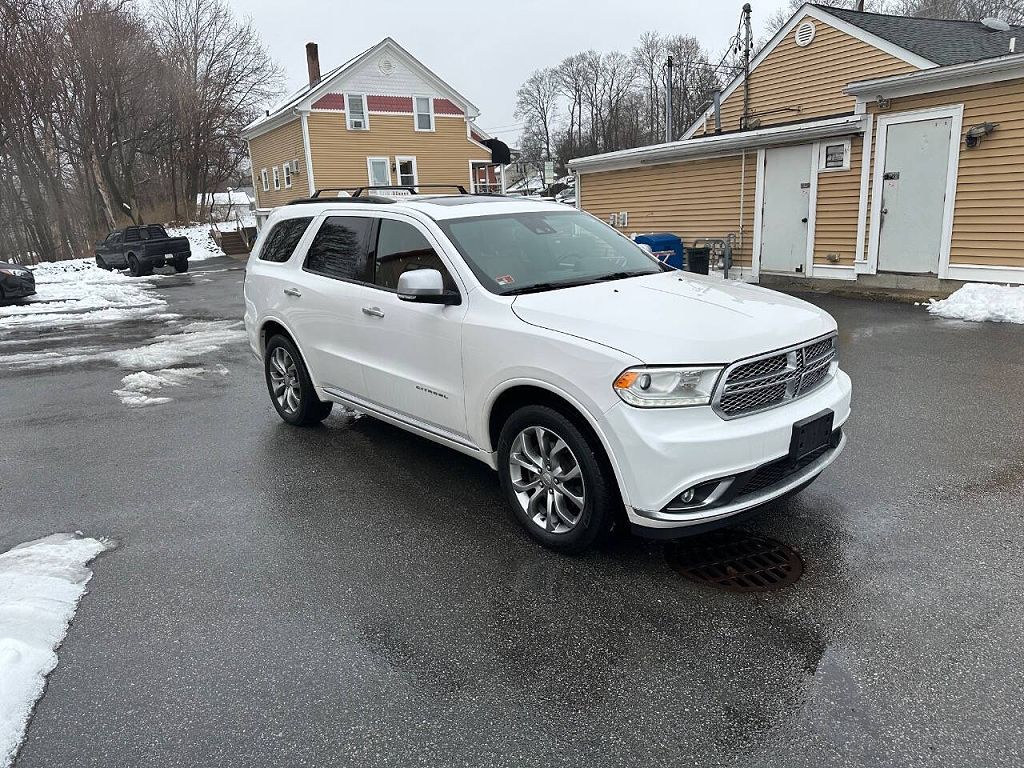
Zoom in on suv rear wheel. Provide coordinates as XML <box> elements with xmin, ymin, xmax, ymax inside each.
<box><xmin>264</xmin><ymin>334</ymin><xmax>333</xmax><ymax>426</ymax></box>
<box><xmin>497</xmin><ymin>405</ymin><xmax>617</xmax><ymax>553</ymax></box>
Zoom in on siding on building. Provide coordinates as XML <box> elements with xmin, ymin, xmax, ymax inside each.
<box><xmin>248</xmin><ymin>118</ymin><xmax>306</xmax><ymax>208</ymax></box>
<box><xmin>579</xmin><ymin>154</ymin><xmax>758</xmax><ymax>268</ymax></box>
<box><xmin>868</xmin><ymin>77</ymin><xmax>1024</xmax><ymax>269</ymax></box>
<box><xmin>698</xmin><ymin>18</ymin><xmax>916</xmax><ymax>135</ymax></box>
<box><xmin>307</xmin><ymin>112</ymin><xmax>490</xmax><ymax>190</ymax></box>
<box><xmin>813</xmin><ymin>136</ymin><xmax>864</xmax><ymax>266</ymax></box>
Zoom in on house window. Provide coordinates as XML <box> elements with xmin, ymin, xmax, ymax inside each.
<box><xmin>367</xmin><ymin>157</ymin><xmax>391</xmax><ymax>187</ymax></box>
<box><xmin>414</xmin><ymin>97</ymin><xmax>434</xmax><ymax>131</ymax></box>
<box><xmin>395</xmin><ymin>156</ymin><xmax>417</xmax><ymax>187</ymax></box>
<box><xmin>283</xmin><ymin>162</ymin><xmax>292</xmax><ymax>189</ymax></box>
<box><xmin>261</xmin><ymin>168</ymin><xmax>269</xmax><ymax>191</ymax></box>
<box><xmin>272</xmin><ymin>166</ymin><xmax>280</xmax><ymax>190</ymax></box>
<box><xmin>346</xmin><ymin>94</ymin><xmax>368</xmax><ymax>130</ymax></box>
<box><xmin>820</xmin><ymin>139</ymin><xmax>851</xmax><ymax>171</ymax></box>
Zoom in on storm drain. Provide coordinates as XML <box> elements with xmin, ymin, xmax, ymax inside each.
<box><xmin>664</xmin><ymin>529</ymin><xmax>804</xmax><ymax>593</ymax></box>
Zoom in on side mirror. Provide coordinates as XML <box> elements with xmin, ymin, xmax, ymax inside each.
<box><xmin>396</xmin><ymin>269</ymin><xmax>460</xmax><ymax>305</ymax></box>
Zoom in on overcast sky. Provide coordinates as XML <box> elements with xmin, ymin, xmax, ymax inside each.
<box><xmin>232</xmin><ymin>0</ymin><xmax>791</xmax><ymax>141</ymax></box>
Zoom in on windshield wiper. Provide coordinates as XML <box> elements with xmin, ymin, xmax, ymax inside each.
<box><xmin>503</xmin><ymin>279</ymin><xmax>594</xmax><ymax>296</ymax></box>
<box><xmin>590</xmin><ymin>270</ymin><xmax>656</xmax><ymax>283</ymax></box>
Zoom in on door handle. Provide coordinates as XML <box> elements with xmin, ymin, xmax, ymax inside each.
<box><xmin>283</xmin><ymin>287</ymin><xmax>301</xmax><ymax>297</ymax></box>
<box><xmin>362</xmin><ymin>306</ymin><xmax>385</xmax><ymax>318</ymax></box>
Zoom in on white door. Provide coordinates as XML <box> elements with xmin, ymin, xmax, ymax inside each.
<box><xmin>367</xmin><ymin>157</ymin><xmax>391</xmax><ymax>187</ymax></box>
<box><xmin>760</xmin><ymin>145</ymin><xmax>812</xmax><ymax>274</ymax></box>
<box><xmin>877</xmin><ymin>117</ymin><xmax>952</xmax><ymax>274</ymax></box>
<box><xmin>354</xmin><ymin>217</ymin><xmax>470</xmax><ymax>440</ymax></box>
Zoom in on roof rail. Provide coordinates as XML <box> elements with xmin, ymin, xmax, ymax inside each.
<box><xmin>310</xmin><ymin>184</ymin><xmax>469</xmax><ymax>198</ymax></box>
<box><xmin>286</xmin><ymin>195</ymin><xmax>395</xmax><ymax>206</ymax></box>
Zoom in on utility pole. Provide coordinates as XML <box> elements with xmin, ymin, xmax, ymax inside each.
<box><xmin>741</xmin><ymin>3</ymin><xmax>752</xmax><ymax>130</ymax></box>
<box><xmin>665</xmin><ymin>55</ymin><xmax>674</xmax><ymax>142</ymax></box>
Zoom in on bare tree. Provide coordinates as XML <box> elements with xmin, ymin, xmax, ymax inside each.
<box><xmin>514</xmin><ymin>68</ymin><xmax>559</xmax><ymax>161</ymax></box>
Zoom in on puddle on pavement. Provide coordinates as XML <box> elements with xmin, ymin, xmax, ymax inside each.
<box><xmin>664</xmin><ymin>528</ymin><xmax>804</xmax><ymax>593</ymax></box>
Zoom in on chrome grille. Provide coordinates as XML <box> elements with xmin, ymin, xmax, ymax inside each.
<box><xmin>714</xmin><ymin>334</ymin><xmax>837</xmax><ymax>419</ymax></box>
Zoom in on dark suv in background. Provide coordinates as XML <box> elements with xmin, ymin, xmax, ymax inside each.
<box><xmin>95</xmin><ymin>225</ymin><xmax>191</xmax><ymax>276</ymax></box>
<box><xmin>0</xmin><ymin>262</ymin><xmax>36</xmax><ymax>301</ymax></box>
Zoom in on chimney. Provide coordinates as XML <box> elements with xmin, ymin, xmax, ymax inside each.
<box><xmin>306</xmin><ymin>42</ymin><xmax>321</xmax><ymax>87</ymax></box>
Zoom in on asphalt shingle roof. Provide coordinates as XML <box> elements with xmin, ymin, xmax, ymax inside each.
<box><xmin>821</xmin><ymin>5</ymin><xmax>1023</xmax><ymax>65</ymax></box>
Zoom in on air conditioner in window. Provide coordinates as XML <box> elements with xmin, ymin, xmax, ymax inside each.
<box><xmin>351</xmin><ymin>118</ymin><xmax>366</xmax><ymax>130</ymax></box>
<box><xmin>289</xmin><ymin>159</ymin><xmax>300</xmax><ymax>173</ymax></box>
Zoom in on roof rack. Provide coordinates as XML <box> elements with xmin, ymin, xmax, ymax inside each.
<box><xmin>286</xmin><ymin>194</ymin><xmax>395</xmax><ymax>206</ymax></box>
<box><xmin>311</xmin><ymin>184</ymin><xmax>469</xmax><ymax>198</ymax></box>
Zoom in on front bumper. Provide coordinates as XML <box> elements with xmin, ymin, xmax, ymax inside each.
<box><xmin>601</xmin><ymin>369</ymin><xmax>852</xmax><ymax>532</ymax></box>
<box><xmin>0</xmin><ymin>274</ymin><xmax>36</xmax><ymax>298</ymax></box>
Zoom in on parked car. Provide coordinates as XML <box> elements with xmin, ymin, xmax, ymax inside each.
<box><xmin>243</xmin><ymin>194</ymin><xmax>851</xmax><ymax>553</ymax></box>
<box><xmin>0</xmin><ymin>262</ymin><xmax>35</xmax><ymax>301</ymax></box>
<box><xmin>95</xmin><ymin>225</ymin><xmax>190</xmax><ymax>276</ymax></box>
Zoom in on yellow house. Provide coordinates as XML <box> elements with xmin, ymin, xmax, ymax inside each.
<box><xmin>570</xmin><ymin>4</ymin><xmax>1024</xmax><ymax>289</ymax></box>
<box><xmin>241</xmin><ymin>38</ymin><xmax>508</xmax><ymax>224</ymax></box>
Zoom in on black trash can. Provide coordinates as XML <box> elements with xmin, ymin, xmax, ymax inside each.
<box><xmin>687</xmin><ymin>246</ymin><xmax>711</xmax><ymax>275</ymax></box>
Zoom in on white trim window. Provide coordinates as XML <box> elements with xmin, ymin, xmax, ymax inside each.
<box><xmin>414</xmin><ymin>96</ymin><xmax>434</xmax><ymax>131</ymax></box>
<box><xmin>395</xmin><ymin>156</ymin><xmax>418</xmax><ymax>187</ymax></box>
<box><xmin>272</xmin><ymin>166</ymin><xmax>280</xmax><ymax>191</ymax></box>
<box><xmin>261</xmin><ymin>168</ymin><xmax>269</xmax><ymax>191</ymax></box>
<box><xmin>819</xmin><ymin>139</ymin><xmax>852</xmax><ymax>172</ymax></box>
<box><xmin>367</xmin><ymin>156</ymin><xmax>391</xmax><ymax>186</ymax></box>
<box><xmin>282</xmin><ymin>162</ymin><xmax>293</xmax><ymax>188</ymax></box>
<box><xmin>346</xmin><ymin>94</ymin><xmax>368</xmax><ymax>130</ymax></box>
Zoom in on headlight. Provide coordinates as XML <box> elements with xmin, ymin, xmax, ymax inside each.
<box><xmin>613</xmin><ymin>366</ymin><xmax>723</xmax><ymax>408</ymax></box>
<box><xmin>0</xmin><ymin>268</ymin><xmax>27</xmax><ymax>277</ymax></box>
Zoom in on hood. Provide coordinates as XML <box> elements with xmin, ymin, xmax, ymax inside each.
<box><xmin>0</xmin><ymin>262</ymin><xmax>32</xmax><ymax>274</ymax></box>
<box><xmin>511</xmin><ymin>272</ymin><xmax>836</xmax><ymax>364</ymax></box>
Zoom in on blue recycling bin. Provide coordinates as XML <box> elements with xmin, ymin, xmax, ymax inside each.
<box><xmin>634</xmin><ymin>233</ymin><xmax>685</xmax><ymax>270</ymax></box>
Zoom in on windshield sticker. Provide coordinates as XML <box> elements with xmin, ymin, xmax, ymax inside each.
<box><xmin>496</xmin><ymin>274</ymin><xmax>515</xmax><ymax>286</ymax></box>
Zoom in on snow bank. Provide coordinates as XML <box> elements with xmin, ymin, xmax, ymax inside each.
<box><xmin>0</xmin><ymin>258</ymin><xmax>166</xmax><ymax>331</ymax></box>
<box><xmin>165</xmin><ymin>224</ymin><xmax>226</xmax><ymax>262</ymax></box>
<box><xmin>0</xmin><ymin>533</ymin><xmax>110</xmax><ymax>768</ymax></box>
<box><xmin>927</xmin><ymin>283</ymin><xmax>1024</xmax><ymax>324</ymax></box>
<box><xmin>113</xmin><ymin>366</ymin><xmax>206</xmax><ymax>407</ymax></box>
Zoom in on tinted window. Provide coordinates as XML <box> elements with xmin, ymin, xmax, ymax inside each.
<box><xmin>304</xmin><ymin>216</ymin><xmax>372</xmax><ymax>280</ymax></box>
<box><xmin>143</xmin><ymin>225</ymin><xmax>168</xmax><ymax>239</ymax></box>
<box><xmin>125</xmin><ymin>228</ymin><xmax>140</xmax><ymax>242</ymax></box>
<box><xmin>373</xmin><ymin>220</ymin><xmax>454</xmax><ymax>291</ymax></box>
<box><xmin>258</xmin><ymin>217</ymin><xmax>313</xmax><ymax>263</ymax></box>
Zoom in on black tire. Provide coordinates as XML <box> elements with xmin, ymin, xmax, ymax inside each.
<box><xmin>497</xmin><ymin>405</ymin><xmax>619</xmax><ymax>554</ymax></box>
<box><xmin>96</xmin><ymin>255</ymin><xmax>112</xmax><ymax>270</ymax></box>
<box><xmin>128</xmin><ymin>254</ymin><xmax>149</xmax><ymax>277</ymax></box>
<box><xmin>264</xmin><ymin>334</ymin><xmax>333</xmax><ymax>426</ymax></box>
<box><xmin>173</xmin><ymin>258</ymin><xmax>189</xmax><ymax>273</ymax></box>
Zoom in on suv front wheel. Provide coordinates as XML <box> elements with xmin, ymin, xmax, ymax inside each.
<box><xmin>264</xmin><ymin>335</ymin><xmax>333</xmax><ymax>426</ymax></box>
<box><xmin>497</xmin><ymin>405</ymin><xmax>617</xmax><ymax>554</ymax></box>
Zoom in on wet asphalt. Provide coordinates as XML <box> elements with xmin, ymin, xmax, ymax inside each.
<box><xmin>1</xmin><ymin>259</ymin><xmax>1023</xmax><ymax>767</ymax></box>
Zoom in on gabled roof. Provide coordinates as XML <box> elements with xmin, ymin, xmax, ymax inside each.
<box><xmin>824</xmin><ymin>5</ymin><xmax>1024</xmax><ymax>66</ymax></box>
<box><xmin>242</xmin><ymin>38</ymin><xmax>480</xmax><ymax>140</ymax></box>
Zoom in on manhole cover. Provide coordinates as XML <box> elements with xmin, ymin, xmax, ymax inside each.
<box><xmin>665</xmin><ymin>529</ymin><xmax>803</xmax><ymax>592</ymax></box>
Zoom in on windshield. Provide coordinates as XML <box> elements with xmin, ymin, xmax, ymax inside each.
<box><xmin>436</xmin><ymin>210</ymin><xmax>664</xmax><ymax>295</ymax></box>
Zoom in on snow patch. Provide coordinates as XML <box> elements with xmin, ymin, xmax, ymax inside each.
<box><xmin>113</xmin><ymin>366</ymin><xmax>206</xmax><ymax>407</ymax></box>
<box><xmin>0</xmin><ymin>533</ymin><xmax>110</xmax><ymax>768</ymax></box>
<box><xmin>927</xmin><ymin>283</ymin><xmax>1024</xmax><ymax>324</ymax></box>
<box><xmin>4</xmin><ymin>320</ymin><xmax>246</xmax><ymax>372</ymax></box>
<box><xmin>165</xmin><ymin>224</ymin><xmax>226</xmax><ymax>262</ymax></box>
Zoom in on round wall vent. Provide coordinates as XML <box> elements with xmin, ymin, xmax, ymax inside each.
<box><xmin>378</xmin><ymin>58</ymin><xmax>395</xmax><ymax>76</ymax></box>
<box><xmin>794</xmin><ymin>21</ymin><xmax>816</xmax><ymax>47</ymax></box>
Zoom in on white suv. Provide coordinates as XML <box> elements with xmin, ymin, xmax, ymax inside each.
<box><xmin>244</xmin><ymin>193</ymin><xmax>851</xmax><ymax>553</ymax></box>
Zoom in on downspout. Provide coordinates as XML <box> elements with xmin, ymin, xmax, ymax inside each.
<box><xmin>300</xmin><ymin>110</ymin><xmax>316</xmax><ymax>196</ymax></box>
<box><xmin>739</xmin><ymin>149</ymin><xmax>747</xmax><ymax>270</ymax></box>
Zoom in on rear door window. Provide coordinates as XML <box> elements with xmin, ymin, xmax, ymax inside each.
<box><xmin>373</xmin><ymin>219</ymin><xmax>455</xmax><ymax>291</ymax></box>
<box><xmin>258</xmin><ymin>217</ymin><xmax>313</xmax><ymax>263</ymax></box>
<box><xmin>303</xmin><ymin>216</ymin><xmax>373</xmax><ymax>281</ymax></box>
<box><xmin>125</xmin><ymin>228</ymin><xmax>140</xmax><ymax>242</ymax></box>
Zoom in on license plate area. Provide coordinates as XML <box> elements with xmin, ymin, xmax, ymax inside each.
<box><xmin>789</xmin><ymin>410</ymin><xmax>834</xmax><ymax>462</ymax></box>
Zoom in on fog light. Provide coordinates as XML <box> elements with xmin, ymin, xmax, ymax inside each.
<box><xmin>678</xmin><ymin>488</ymin><xmax>695</xmax><ymax>504</ymax></box>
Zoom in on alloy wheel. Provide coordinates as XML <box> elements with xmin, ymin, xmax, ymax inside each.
<box><xmin>508</xmin><ymin>426</ymin><xmax>586</xmax><ymax>534</ymax></box>
<box><xmin>269</xmin><ymin>346</ymin><xmax>301</xmax><ymax>415</ymax></box>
